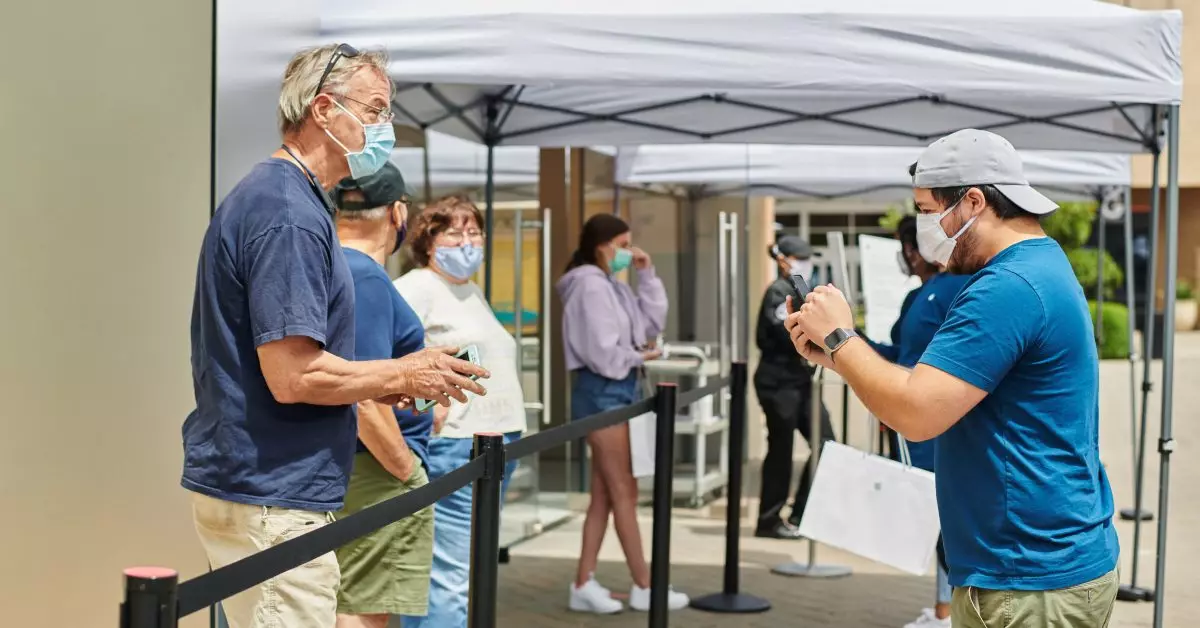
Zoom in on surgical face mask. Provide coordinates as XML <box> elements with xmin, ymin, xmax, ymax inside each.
<box><xmin>916</xmin><ymin>198</ymin><xmax>978</xmax><ymax>267</ymax></box>
<box><xmin>325</xmin><ymin>100</ymin><xmax>396</xmax><ymax>179</ymax></box>
<box><xmin>608</xmin><ymin>247</ymin><xmax>633</xmax><ymax>274</ymax></box>
<box><xmin>789</xmin><ymin>259</ymin><xmax>814</xmax><ymax>282</ymax></box>
<box><xmin>434</xmin><ymin>244</ymin><xmax>484</xmax><ymax>281</ymax></box>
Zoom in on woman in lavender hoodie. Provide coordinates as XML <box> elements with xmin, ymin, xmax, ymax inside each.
<box><xmin>556</xmin><ymin>214</ymin><xmax>688</xmax><ymax>614</ymax></box>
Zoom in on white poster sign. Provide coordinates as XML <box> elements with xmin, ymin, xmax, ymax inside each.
<box><xmin>825</xmin><ymin>231</ymin><xmax>856</xmax><ymax>305</ymax></box>
<box><xmin>858</xmin><ymin>234</ymin><xmax>922</xmax><ymax>344</ymax></box>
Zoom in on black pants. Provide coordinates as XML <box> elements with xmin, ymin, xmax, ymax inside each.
<box><xmin>754</xmin><ymin>371</ymin><xmax>834</xmax><ymax>530</ymax></box>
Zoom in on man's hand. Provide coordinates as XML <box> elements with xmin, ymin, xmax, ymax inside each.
<box><xmin>432</xmin><ymin>404</ymin><xmax>450</xmax><ymax>435</ymax></box>
<box><xmin>785</xmin><ymin>285</ymin><xmax>854</xmax><ymax>351</ymax></box>
<box><xmin>393</xmin><ymin>346</ymin><xmax>490</xmax><ymax>407</ymax></box>
<box><xmin>631</xmin><ymin>247</ymin><xmax>652</xmax><ymax>270</ymax></box>
<box><xmin>641</xmin><ymin>348</ymin><xmax>663</xmax><ymax>362</ymax></box>
<box><xmin>784</xmin><ymin>295</ymin><xmax>835</xmax><ymax>370</ymax></box>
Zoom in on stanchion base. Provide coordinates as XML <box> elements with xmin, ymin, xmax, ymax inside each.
<box><xmin>1118</xmin><ymin>507</ymin><xmax>1154</xmax><ymax>521</ymax></box>
<box><xmin>1116</xmin><ymin>584</ymin><xmax>1154</xmax><ymax>603</ymax></box>
<box><xmin>690</xmin><ymin>592</ymin><xmax>772</xmax><ymax>614</ymax></box>
<box><xmin>771</xmin><ymin>563</ymin><xmax>852</xmax><ymax>578</ymax></box>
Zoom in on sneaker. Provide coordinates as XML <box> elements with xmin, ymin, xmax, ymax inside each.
<box><xmin>569</xmin><ymin>575</ymin><xmax>623</xmax><ymax>614</ymax></box>
<box><xmin>628</xmin><ymin>584</ymin><xmax>689</xmax><ymax>611</ymax></box>
<box><xmin>903</xmin><ymin>608</ymin><xmax>951</xmax><ymax>628</ymax></box>
<box><xmin>754</xmin><ymin>520</ymin><xmax>805</xmax><ymax>540</ymax></box>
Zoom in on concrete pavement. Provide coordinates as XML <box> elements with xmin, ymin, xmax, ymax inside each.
<box><xmin>494</xmin><ymin>333</ymin><xmax>1200</xmax><ymax>627</ymax></box>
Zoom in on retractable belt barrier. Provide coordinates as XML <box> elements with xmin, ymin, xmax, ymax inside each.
<box><xmin>120</xmin><ymin>373</ymin><xmax>734</xmax><ymax>628</ymax></box>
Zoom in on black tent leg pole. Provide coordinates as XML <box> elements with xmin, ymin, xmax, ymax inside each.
<box><xmin>1119</xmin><ymin>107</ymin><xmax>1160</xmax><ymax>603</ymax></box>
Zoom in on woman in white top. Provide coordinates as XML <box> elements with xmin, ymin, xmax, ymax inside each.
<box><xmin>393</xmin><ymin>195</ymin><xmax>526</xmax><ymax>628</ymax></box>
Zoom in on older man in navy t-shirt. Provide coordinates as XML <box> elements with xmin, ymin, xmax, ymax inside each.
<box><xmin>786</xmin><ymin>129</ymin><xmax>1118</xmax><ymax>628</ymax></box>
<box><xmin>183</xmin><ymin>44</ymin><xmax>486</xmax><ymax>628</ymax></box>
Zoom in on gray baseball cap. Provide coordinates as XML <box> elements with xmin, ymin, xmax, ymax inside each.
<box><xmin>911</xmin><ymin>129</ymin><xmax>1058</xmax><ymax>216</ymax></box>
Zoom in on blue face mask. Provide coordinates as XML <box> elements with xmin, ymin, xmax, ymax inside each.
<box><xmin>326</xmin><ymin>100</ymin><xmax>396</xmax><ymax>179</ymax></box>
<box><xmin>608</xmin><ymin>247</ymin><xmax>633</xmax><ymax>274</ymax></box>
<box><xmin>434</xmin><ymin>244</ymin><xmax>484</xmax><ymax>281</ymax></box>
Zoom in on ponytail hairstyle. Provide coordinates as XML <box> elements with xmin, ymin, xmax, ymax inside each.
<box><xmin>566</xmin><ymin>213</ymin><xmax>631</xmax><ymax>272</ymax></box>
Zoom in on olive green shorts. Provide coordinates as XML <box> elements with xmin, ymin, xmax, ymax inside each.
<box><xmin>952</xmin><ymin>568</ymin><xmax>1119</xmax><ymax>628</ymax></box>
<box><xmin>334</xmin><ymin>452</ymin><xmax>434</xmax><ymax>616</ymax></box>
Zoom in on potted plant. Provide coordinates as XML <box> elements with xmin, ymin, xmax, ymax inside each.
<box><xmin>1175</xmin><ymin>280</ymin><xmax>1197</xmax><ymax>331</ymax></box>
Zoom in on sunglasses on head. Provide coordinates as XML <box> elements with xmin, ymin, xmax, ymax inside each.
<box><xmin>314</xmin><ymin>43</ymin><xmax>360</xmax><ymax>98</ymax></box>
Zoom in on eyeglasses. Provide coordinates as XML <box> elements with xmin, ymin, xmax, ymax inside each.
<box><xmin>439</xmin><ymin>228</ymin><xmax>485</xmax><ymax>245</ymax></box>
<box><xmin>339</xmin><ymin>95</ymin><xmax>395</xmax><ymax>124</ymax></box>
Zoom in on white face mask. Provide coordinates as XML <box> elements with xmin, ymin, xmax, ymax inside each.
<box><xmin>916</xmin><ymin>198</ymin><xmax>978</xmax><ymax>266</ymax></box>
<box><xmin>788</xmin><ymin>259</ymin><xmax>814</xmax><ymax>282</ymax></box>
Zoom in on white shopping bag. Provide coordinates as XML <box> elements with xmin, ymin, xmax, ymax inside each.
<box><xmin>628</xmin><ymin>412</ymin><xmax>657</xmax><ymax>478</ymax></box>
<box><xmin>796</xmin><ymin>440</ymin><xmax>941</xmax><ymax>575</ymax></box>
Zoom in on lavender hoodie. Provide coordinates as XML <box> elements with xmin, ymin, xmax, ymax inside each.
<box><xmin>556</xmin><ymin>264</ymin><xmax>669</xmax><ymax>381</ymax></box>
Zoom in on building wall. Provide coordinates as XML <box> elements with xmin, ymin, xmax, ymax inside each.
<box><xmin>0</xmin><ymin>1</ymin><xmax>214</xmax><ymax>626</ymax></box>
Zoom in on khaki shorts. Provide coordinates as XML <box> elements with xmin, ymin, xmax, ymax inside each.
<box><xmin>334</xmin><ymin>453</ymin><xmax>435</xmax><ymax>616</ymax></box>
<box><xmin>952</xmin><ymin>568</ymin><xmax>1119</xmax><ymax>628</ymax></box>
<box><xmin>191</xmin><ymin>492</ymin><xmax>339</xmax><ymax>628</ymax></box>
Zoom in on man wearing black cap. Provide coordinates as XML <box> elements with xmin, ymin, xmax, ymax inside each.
<box><xmin>330</xmin><ymin>162</ymin><xmax>436</xmax><ymax>626</ymax></box>
<box><xmin>753</xmin><ymin>236</ymin><xmax>834</xmax><ymax>539</ymax></box>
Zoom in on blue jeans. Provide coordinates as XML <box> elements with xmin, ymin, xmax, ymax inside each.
<box><xmin>402</xmin><ymin>432</ymin><xmax>521</xmax><ymax>628</ymax></box>
<box><xmin>937</xmin><ymin>562</ymin><xmax>952</xmax><ymax>605</ymax></box>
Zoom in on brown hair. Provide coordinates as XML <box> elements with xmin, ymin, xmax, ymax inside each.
<box><xmin>407</xmin><ymin>194</ymin><xmax>485</xmax><ymax>267</ymax></box>
<box><xmin>566</xmin><ymin>213</ymin><xmax>630</xmax><ymax>272</ymax></box>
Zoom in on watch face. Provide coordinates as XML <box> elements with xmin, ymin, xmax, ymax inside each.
<box><xmin>825</xmin><ymin>328</ymin><xmax>854</xmax><ymax>350</ymax></box>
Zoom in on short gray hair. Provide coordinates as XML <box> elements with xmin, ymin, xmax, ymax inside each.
<box><xmin>336</xmin><ymin>205</ymin><xmax>392</xmax><ymax>221</ymax></box>
<box><xmin>278</xmin><ymin>44</ymin><xmax>390</xmax><ymax>136</ymax></box>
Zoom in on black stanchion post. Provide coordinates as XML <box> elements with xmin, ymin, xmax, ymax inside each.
<box><xmin>649</xmin><ymin>383</ymin><xmax>678</xmax><ymax>628</ymax></box>
<box><xmin>691</xmin><ymin>363</ymin><xmax>771</xmax><ymax>614</ymax></box>
<box><xmin>467</xmin><ymin>433</ymin><xmax>506</xmax><ymax>628</ymax></box>
<box><xmin>121</xmin><ymin>567</ymin><xmax>178</xmax><ymax>628</ymax></box>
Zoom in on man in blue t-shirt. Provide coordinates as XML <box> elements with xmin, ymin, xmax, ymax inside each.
<box><xmin>183</xmin><ymin>44</ymin><xmax>487</xmax><ymax>628</ymax></box>
<box><xmin>328</xmin><ymin>162</ymin><xmax>437</xmax><ymax>623</ymax></box>
<box><xmin>786</xmin><ymin>129</ymin><xmax>1118</xmax><ymax>628</ymax></box>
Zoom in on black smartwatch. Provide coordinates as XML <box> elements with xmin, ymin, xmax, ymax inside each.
<box><xmin>824</xmin><ymin>328</ymin><xmax>860</xmax><ymax>356</ymax></box>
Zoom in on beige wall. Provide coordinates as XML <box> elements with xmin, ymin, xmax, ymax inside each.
<box><xmin>0</xmin><ymin>2</ymin><xmax>213</xmax><ymax>626</ymax></box>
<box><xmin>1111</xmin><ymin>1</ymin><xmax>1199</xmax><ymax>188</ymax></box>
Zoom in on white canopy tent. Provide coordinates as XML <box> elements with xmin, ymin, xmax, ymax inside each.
<box><xmin>321</xmin><ymin>2</ymin><xmax>1183</xmax><ymax>623</ymax></box>
<box><xmin>615</xmin><ymin>145</ymin><xmax>1131</xmax><ymax>202</ymax></box>
<box><xmin>323</xmin><ymin>0</ymin><xmax>1178</xmax><ymax>152</ymax></box>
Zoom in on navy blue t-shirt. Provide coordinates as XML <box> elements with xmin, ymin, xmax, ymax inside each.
<box><xmin>343</xmin><ymin>248</ymin><xmax>433</xmax><ymax>467</ymax></box>
<box><xmin>919</xmin><ymin>238</ymin><xmax>1118</xmax><ymax>590</ymax></box>
<box><xmin>182</xmin><ymin>158</ymin><xmax>358</xmax><ymax>511</ymax></box>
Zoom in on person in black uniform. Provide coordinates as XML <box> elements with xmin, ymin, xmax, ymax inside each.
<box><xmin>754</xmin><ymin>236</ymin><xmax>835</xmax><ymax>539</ymax></box>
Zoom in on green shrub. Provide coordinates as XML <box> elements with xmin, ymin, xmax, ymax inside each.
<box><xmin>878</xmin><ymin>203</ymin><xmax>913</xmax><ymax>233</ymax></box>
<box><xmin>1178</xmin><ymin>279</ymin><xmax>1195</xmax><ymax>300</ymax></box>
<box><xmin>1066</xmin><ymin>248</ymin><xmax>1124</xmax><ymax>300</ymax></box>
<box><xmin>1088</xmin><ymin>301</ymin><xmax>1130</xmax><ymax>360</ymax></box>
<box><xmin>1041</xmin><ymin>201</ymin><xmax>1097</xmax><ymax>250</ymax></box>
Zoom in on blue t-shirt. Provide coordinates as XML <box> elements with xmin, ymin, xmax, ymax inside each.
<box><xmin>919</xmin><ymin>238</ymin><xmax>1118</xmax><ymax>591</ymax></box>
<box><xmin>874</xmin><ymin>272</ymin><xmax>970</xmax><ymax>471</ymax></box>
<box><xmin>182</xmin><ymin>159</ymin><xmax>358</xmax><ymax>511</ymax></box>
<box><xmin>343</xmin><ymin>248</ymin><xmax>433</xmax><ymax>467</ymax></box>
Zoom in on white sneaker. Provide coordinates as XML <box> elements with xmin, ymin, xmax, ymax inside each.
<box><xmin>903</xmin><ymin>608</ymin><xmax>951</xmax><ymax>628</ymax></box>
<box><xmin>569</xmin><ymin>575</ymin><xmax>623</xmax><ymax>614</ymax></box>
<box><xmin>628</xmin><ymin>584</ymin><xmax>689</xmax><ymax>611</ymax></box>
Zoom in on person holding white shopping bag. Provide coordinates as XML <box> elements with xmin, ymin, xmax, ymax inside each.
<box><xmin>786</xmin><ymin>129</ymin><xmax>1118</xmax><ymax>628</ymax></box>
<box><xmin>557</xmin><ymin>213</ymin><xmax>689</xmax><ymax>614</ymax></box>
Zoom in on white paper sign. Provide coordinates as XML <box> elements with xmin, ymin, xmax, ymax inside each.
<box><xmin>797</xmin><ymin>441</ymin><xmax>941</xmax><ymax>575</ymax></box>
<box><xmin>858</xmin><ymin>234</ymin><xmax>922</xmax><ymax>344</ymax></box>
<box><xmin>826</xmin><ymin>231</ymin><xmax>855</xmax><ymax>305</ymax></box>
<box><xmin>629</xmin><ymin>412</ymin><xmax>657</xmax><ymax>478</ymax></box>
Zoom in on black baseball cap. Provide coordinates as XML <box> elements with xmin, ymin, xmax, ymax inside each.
<box><xmin>332</xmin><ymin>162</ymin><xmax>413</xmax><ymax>211</ymax></box>
<box><xmin>775</xmin><ymin>236</ymin><xmax>813</xmax><ymax>260</ymax></box>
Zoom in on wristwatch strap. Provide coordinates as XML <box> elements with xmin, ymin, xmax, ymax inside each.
<box><xmin>824</xmin><ymin>328</ymin><xmax>860</xmax><ymax>355</ymax></box>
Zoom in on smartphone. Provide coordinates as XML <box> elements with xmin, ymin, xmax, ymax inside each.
<box><xmin>414</xmin><ymin>345</ymin><xmax>481</xmax><ymax>413</ymax></box>
<box><xmin>789</xmin><ymin>272</ymin><xmax>812</xmax><ymax>301</ymax></box>
<box><xmin>788</xmin><ymin>274</ymin><xmax>823</xmax><ymax>353</ymax></box>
